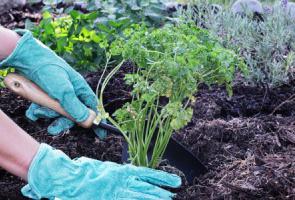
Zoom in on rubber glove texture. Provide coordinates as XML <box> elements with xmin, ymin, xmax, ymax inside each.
<box><xmin>21</xmin><ymin>144</ymin><xmax>181</xmax><ymax>200</ymax></box>
<box><xmin>0</xmin><ymin>29</ymin><xmax>106</xmax><ymax>137</ymax></box>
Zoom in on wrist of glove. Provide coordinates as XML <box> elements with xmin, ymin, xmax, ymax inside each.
<box><xmin>22</xmin><ymin>144</ymin><xmax>181</xmax><ymax>200</ymax></box>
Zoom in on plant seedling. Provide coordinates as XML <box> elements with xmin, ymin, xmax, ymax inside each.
<box><xmin>98</xmin><ymin>23</ymin><xmax>247</xmax><ymax>169</ymax></box>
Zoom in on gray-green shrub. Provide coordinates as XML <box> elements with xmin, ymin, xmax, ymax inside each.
<box><xmin>180</xmin><ymin>1</ymin><xmax>295</xmax><ymax>86</ymax></box>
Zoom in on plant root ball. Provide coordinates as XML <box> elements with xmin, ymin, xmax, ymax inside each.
<box><xmin>231</xmin><ymin>0</ymin><xmax>263</xmax><ymax>15</ymax></box>
<box><xmin>0</xmin><ymin>0</ymin><xmax>26</xmax><ymax>14</ymax></box>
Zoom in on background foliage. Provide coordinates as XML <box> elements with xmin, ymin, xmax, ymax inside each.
<box><xmin>177</xmin><ymin>0</ymin><xmax>295</xmax><ymax>5</ymax></box>
<box><xmin>27</xmin><ymin>0</ymin><xmax>179</xmax><ymax>71</ymax></box>
<box><xmin>183</xmin><ymin>1</ymin><xmax>295</xmax><ymax>86</ymax></box>
<box><xmin>29</xmin><ymin>10</ymin><xmax>131</xmax><ymax>71</ymax></box>
<box><xmin>0</xmin><ymin>69</ymin><xmax>14</xmax><ymax>87</ymax></box>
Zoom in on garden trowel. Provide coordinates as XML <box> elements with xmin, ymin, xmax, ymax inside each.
<box><xmin>4</xmin><ymin>73</ymin><xmax>207</xmax><ymax>183</ymax></box>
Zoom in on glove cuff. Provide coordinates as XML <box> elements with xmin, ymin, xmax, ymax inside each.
<box><xmin>0</xmin><ymin>29</ymin><xmax>68</xmax><ymax>79</ymax></box>
<box><xmin>25</xmin><ymin>143</ymin><xmax>77</xmax><ymax>199</ymax></box>
<box><xmin>0</xmin><ymin>29</ymin><xmax>32</xmax><ymax>70</ymax></box>
<box><xmin>25</xmin><ymin>143</ymin><xmax>51</xmax><ymax>199</ymax></box>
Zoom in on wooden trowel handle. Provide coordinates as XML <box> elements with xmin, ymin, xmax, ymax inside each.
<box><xmin>3</xmin><ymin>73</ymin><xmax>96</xmax><ymax>128</ymax></box>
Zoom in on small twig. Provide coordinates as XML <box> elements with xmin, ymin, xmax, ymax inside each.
<box><xmin>31</xmin><ymin>128</ymin><xmax>47</xmax><ymax>135</ymax></box>
<box><xmin>260</xmin><ymin>83</ymin><xmax>269</xmax><ymax>113</ymax></box>
<box><xmin>222</xmin><ymin>181</ymin><xmax>263</xmax><ymax>197</ymax></box>
<box><xmin>270</xmin><ymin>94</ymin><xmax>295</xmax><ymax>115</ymax></box>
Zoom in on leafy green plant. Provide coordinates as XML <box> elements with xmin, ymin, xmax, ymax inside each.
<box><xmin>0</xmin><ymin>69</ymin><xmax>14</xmax><ymax>87</ymax></box>
<box><xmin>29</xmin><ymin>10</ymin><xmax>131</xmax><ymax>71</ymax></box>
<box><xmin>40</xmin><ymin>0</ymin><xmax>75</xmax><ymax>14</ymax></box>
<box><xmin>98</xmin><ymin>23</ymin><xmax>246</xmax><ymax>168</ymax></box>
<box><xmin>27</xmin><ymin>1</ymin><xmax>182</xmax><ymax>71</ymax></box>
<box><xmin>89</xmin><ymin>0</ymin><xmax>173</xmax><ymax>27</ymax></box>
<box><xmin>185</xmin><ymin>1</ymin><xmax>295</xmax><ymax>86</ymax></box>
<box><xmin>40</xmin><ymin>0</ymin><xmax>176</xmax><ymax>27</ymax></box>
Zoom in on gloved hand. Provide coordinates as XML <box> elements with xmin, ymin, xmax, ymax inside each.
<box><xmin>21</xmin><ymin>143</ymin><xmax>181</xmax><ymax>200</ymax></box>
<box><xmin>0</xmin><ymin>29</ymin><xmax>106</xmax><ymax>137</ymax></box>
<box><xmin>26</xmin><ymin>103</ymin><xmax>107</xmax><ymax>138</ymax></box>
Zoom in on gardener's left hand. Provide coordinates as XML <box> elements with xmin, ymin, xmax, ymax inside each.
<box><xmin>0</xmin><ymin>29</ymin><xmax>106</xmax><ymax>138</ymax></box>
<box><xmin>22</xmin><ymin>143</ymin><xmax>181</xmax><ymax>200</ymax></box>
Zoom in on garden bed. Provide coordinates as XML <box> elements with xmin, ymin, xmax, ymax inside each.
<box><xmin>1</xmin><ymin>2</ymin><xmax>294</xmax><ymax>200</ymax></box>
<box><xmin>0</xmin><ymin>61</ymin><xmax>294</xmax><ymax>199</ymax></box>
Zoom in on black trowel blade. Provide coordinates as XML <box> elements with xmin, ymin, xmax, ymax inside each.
<box><xmin>161</xmin><ymin>137</ymin><xmax>207</xmax><ymax>183</ymax></box>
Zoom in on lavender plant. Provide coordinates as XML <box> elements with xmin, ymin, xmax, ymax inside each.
<box><xmin>281</xmin><ymin>0</ymin><xmax>288</xmax><ymax>7</ymax></box>
<box><xmin>183</xmin><ymin>1</ymin><xmax>295</xmax><ymax>86</ymax></box>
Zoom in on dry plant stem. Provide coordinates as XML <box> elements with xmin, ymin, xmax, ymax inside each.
<box><xmin>0</xmin><ymin>109</ymin><xmax>40</xmax><ymax>181</ymax></box>
<box><xmin>270</xmin><ymin>94</ymin><xmax>295</xmax><ymax>115</ymax></box>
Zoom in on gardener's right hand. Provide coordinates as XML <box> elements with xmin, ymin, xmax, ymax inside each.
<box><xmin>21</xmin><ymin>143</ymin><xmax>181</xmax><ymax>200</ymax></box>
<box><xmin>0</xmin><ymin>29</ymin><xmax>107</xmax><ymax>138</ymax></box>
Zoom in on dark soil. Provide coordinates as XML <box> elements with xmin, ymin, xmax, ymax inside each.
<box><xmin>0</xmin><ymin>3</ymin><xmax>42</xmax><ymax>29</ymax></box>
<box><xmin>1</xmin><ymin>63</ymin><xmax>294</xmax><ymax>199</ymax></box>
<box><xmin>174</xmin><ymin>81</ymin><xmax>295</xmax><ymax>200</ymax></box>
<box><xmin>1</xmin><ymin>4</ymin><xmax>294</xmax><ymax>200</ymax></box>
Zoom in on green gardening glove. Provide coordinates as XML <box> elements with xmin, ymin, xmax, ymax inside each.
<box><xmin>25</xmin><ymin>103</ymin><xmax>75</xmax><ymax>136</ymax></box>
<box><xmin>21</xmin><ymin>143</ymin><xmax>181</xmax><ymax>200</ymax></box>
<box><xmin>0</xmin><ymin>29</ymin><xmax>106</xmax><ymax>138</ymax></box>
